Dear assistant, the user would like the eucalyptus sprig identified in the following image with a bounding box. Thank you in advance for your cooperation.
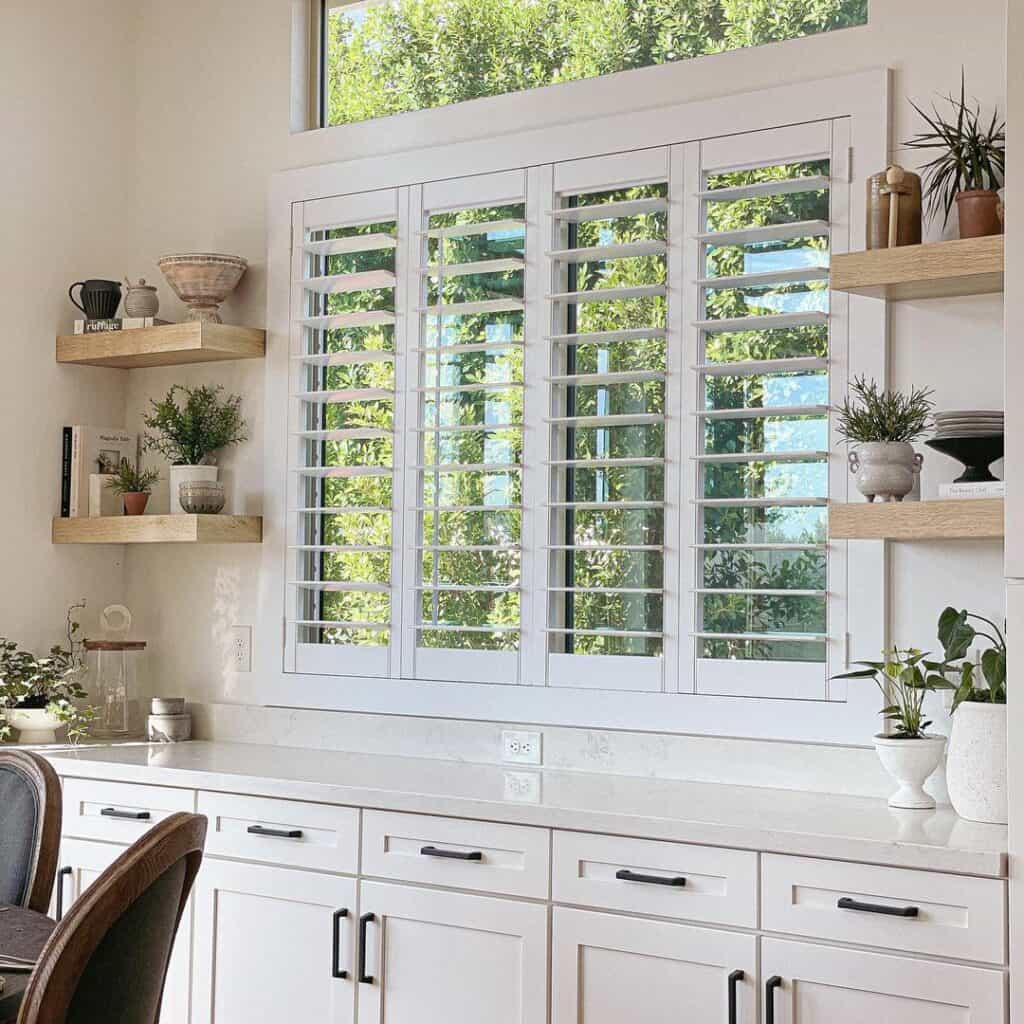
[143,384,248,466]
[937,606,1006,713]
[835,375,934,444]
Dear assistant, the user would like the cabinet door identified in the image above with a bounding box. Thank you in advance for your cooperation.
[552,907,756,1024]
[355,880,547,1024]
[58,838,192,1024]
[191,859,356,1024]
[761,938,1006,1023]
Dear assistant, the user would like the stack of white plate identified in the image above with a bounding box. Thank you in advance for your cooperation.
[932,410,1004,438]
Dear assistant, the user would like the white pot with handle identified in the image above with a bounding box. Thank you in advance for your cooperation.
[946,702,1007,824]
[848,442,923,502]
[169,465,218,514]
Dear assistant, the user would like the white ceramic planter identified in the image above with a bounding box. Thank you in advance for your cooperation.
[5,707,63,744]
[169,465,218,515]
[848,442,923,502]
[946,702,1007,824]
[873,734,946,809]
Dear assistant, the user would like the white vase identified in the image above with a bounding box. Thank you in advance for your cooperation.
[169,465,218,514]
[5,707,63,744]
[946,702,1007,824]
[848,442,924,502]
[873,734,946,809]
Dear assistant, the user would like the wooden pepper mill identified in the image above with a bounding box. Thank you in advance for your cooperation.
[866,164,922,249]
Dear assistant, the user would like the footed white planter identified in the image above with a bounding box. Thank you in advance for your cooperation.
[946,702,1007,824]
[5,707,63,744]
[169,465,218,514]
[873,734,946,809]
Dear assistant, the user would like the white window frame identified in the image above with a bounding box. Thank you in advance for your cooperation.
[261,68,889,744]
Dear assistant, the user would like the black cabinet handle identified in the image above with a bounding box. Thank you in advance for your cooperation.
[55,865,72,921]
[100,807,150,820]
[331,908,348,979]
[420,845,483,861]
[765,976,782,1024]
[248,824,303,839]
[837,896,919,918]
[358,912,375,984]
[615,868,686,887]
[728,970,744,1024]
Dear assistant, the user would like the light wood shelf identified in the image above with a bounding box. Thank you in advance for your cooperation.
[829,499,1004,541]
[52,514,263,545]
[830,236,1004,300]
[56,322,266,369]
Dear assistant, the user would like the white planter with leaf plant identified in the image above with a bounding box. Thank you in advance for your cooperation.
[0,604,96,745]
[143,384,248,514]
[937,606,1007,824]
[836,375,933,502]
[834,649,949,809]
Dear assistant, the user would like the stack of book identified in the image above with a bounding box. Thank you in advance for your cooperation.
[72,317,170,334]
[938,480,1005,500]
[60,426,138,517]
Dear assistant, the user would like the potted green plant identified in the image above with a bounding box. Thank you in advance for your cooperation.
[0,605,96,745]
[833,649,950,809]
[106,458,160,516]
[836,376,933,502]
[904,73,1005,238]
[936,606,1007,824]
[143,384,248,514]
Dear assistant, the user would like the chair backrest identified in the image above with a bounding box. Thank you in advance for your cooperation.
[0,750,61,913]
[16,812,207,1024]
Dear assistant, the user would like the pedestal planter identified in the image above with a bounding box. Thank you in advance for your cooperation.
[848,442,923,502]
[873,734,946,809]
[4,707,63,744]
[946,702,1007,824]
[169,465,218,515]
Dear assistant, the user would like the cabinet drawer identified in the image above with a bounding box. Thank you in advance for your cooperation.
[62,777,195,842]
[198,791,359,873]
[361,810,549,898]
[553,831,757,927]
[762,853,1006,964]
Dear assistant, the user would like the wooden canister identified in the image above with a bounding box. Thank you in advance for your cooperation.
[866,167,923,248]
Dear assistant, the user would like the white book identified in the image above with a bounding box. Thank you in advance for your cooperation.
[69,427,137,517]
[938,481,1006,499]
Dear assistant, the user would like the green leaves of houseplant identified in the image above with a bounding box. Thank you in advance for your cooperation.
[143,384,248,466]
[937,606,1006,712]
[834,375,934,444]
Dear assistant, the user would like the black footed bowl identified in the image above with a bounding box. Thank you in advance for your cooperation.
[925,434,1005,484]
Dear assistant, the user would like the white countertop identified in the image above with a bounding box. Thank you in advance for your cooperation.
[44,741,1008,877]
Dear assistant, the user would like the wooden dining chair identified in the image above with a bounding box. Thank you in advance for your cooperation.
[0,750,61,914]
[15,812,207,1024]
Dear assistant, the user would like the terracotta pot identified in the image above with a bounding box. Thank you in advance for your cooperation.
[122,492,150,516]
[956,189,1003,239]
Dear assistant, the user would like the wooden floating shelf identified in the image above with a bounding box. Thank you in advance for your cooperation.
[52,514,263,545]
[56,322,266,369]
[830,236,1004,300]
[828,499,1004,541]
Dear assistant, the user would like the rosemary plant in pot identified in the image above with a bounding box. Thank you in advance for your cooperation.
[836,376,933,502]
[106,458,159,516]
[143,384,248,514]
[904,72,1005,238]
[834,649,949,809]
[937,606,1007,824]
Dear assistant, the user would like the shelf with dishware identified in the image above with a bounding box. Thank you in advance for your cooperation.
[52,514,263,545]
[830,235,1004,300]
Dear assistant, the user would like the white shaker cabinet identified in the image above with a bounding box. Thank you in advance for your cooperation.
[191,859,356,1024]
[354,881,548,1024]
[552,906,756,1024]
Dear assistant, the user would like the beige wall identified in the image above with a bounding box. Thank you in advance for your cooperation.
[35,0,1000,727]
[1,0,136,651]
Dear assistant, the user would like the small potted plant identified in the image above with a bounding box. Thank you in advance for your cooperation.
[833,649,950,809]
[143,384,247,514]
[836,376,933,502]
[0,605,96,745]
[106,458,160,516]
[904,73,1005,238]
[936,606,1007,824]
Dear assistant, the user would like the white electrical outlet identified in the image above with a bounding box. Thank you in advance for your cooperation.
[503,770,541,803]
[501,729,542,765]
[231,626,252,673]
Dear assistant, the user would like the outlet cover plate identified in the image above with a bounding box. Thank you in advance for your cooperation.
[502,729,542,765]
[231,625,252,673]
[503,770,541,803]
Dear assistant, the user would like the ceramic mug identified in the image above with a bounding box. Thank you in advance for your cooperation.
[69,279,122,320]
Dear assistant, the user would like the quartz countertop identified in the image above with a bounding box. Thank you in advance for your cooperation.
[44,741,1008,877]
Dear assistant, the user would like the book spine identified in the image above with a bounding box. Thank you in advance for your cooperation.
[74,317,169,334]
[60,427,72,517]
[938,482,1006,499]
[69,427,81,517]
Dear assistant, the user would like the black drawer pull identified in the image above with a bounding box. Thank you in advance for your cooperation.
[420,845,483,861]
[837,896,919,918]
[765,976,782,1024]
[331,908,348,979]
[248,824,303,839]
[100,807,150,820]
[728,969,744,1024]
[55,866,73,921]
[615,868,686,887]
[358,912,375,984]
